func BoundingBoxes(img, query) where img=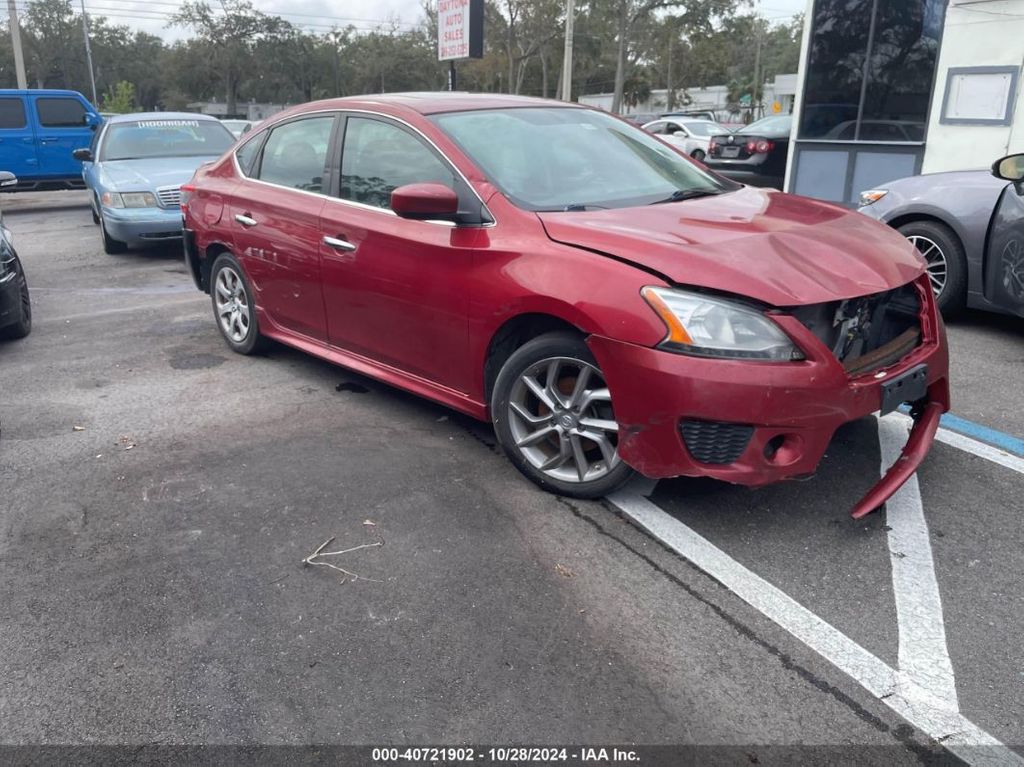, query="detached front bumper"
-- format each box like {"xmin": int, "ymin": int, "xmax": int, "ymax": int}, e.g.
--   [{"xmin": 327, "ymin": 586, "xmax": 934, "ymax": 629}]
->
[
  {"xmin": 588, "ymin": 279, "xmax": 950, "ymax": 516},
  {"xmin": 102, "ymin": 206, "xmax": 183, "ymax": 245}
]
